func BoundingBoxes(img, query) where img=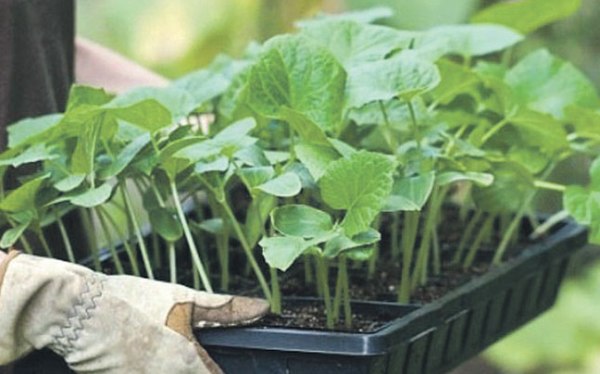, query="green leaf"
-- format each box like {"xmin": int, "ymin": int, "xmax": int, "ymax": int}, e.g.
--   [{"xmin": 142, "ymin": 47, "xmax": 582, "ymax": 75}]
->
[
  {"xmin": 176, "ymin": 118, "xmax": 257, "ymax": 162},
  {"xmin": 0, "ymin": 144, "xmax": 57, "ymax": 167},
  {"xmin": 256, "ymin": 172, "xmax": 302, "ymax": 197},
  {"xmin": 54, "ymin": 174, "xmax": 86, "ymax": 192},
  {"xmin": 246, "ymin": 35, "xmax": 346, "ymax": 133},
  {"xmin": 564, "ymin": 186, "xmax": 599, "ymax": 225},
  {"xmin": 197, "ymin": 218, "xmax": 224, "ymax": 235},
  {"xmin": 109, "ymin": 99, "xmax": 173, "ymax": 133},
  {"xmin": 320, "ymin": 151, "xmax": 394, "ymax": 236},
  {"xmin": 238, "ymin": 167, "xmax": 275, "ymax": 189},
  {"xmin": 271, "ymin": 205, "xmax": 333, "ymax": 238},
  {"xmin": 509, "ymin": 109, "xmax": 569, "ymax": 152},
  {"xmin": 296, "ymin": 6, "xmax": 394, "ymax": 27},
  {"xmin": 323, "ymin": 228, "xmax": 380, "ymax": 258},
  {"xmin": 0, "ymin": 174, "xmax": 50, "ymax": 213},
  {"xmin": 0, "ymin": 221, "xmax": 30, "ymax": 249},
  {"xmin": 110, "ymin": 86, "xmax": 195, "ymax": 123},
  {"xmin": 415, "ymin": 24, "xmax": 523, "ymax": 58},
  {"xmin": 259, "ymin": 236, "xmax": 311, "ymax": 272},
  {"xmin": 260, "ymin": 230, "xmax": 337, "ymax": 271},
  {"xmin": 148, "ymin": 207, "xmax": 183, "ymax": 242},
  {"xmin": 505, "ymin": 49, "xmax": 599, "ymax": 119},
  {"xmin": 295, "ymin": 142, "xmax": 341, "ymax": 181},
  {"xmin": 345, "ymin": 246, "xmax": 375, "ymax": 262},
  {"xmin": 66, "ymin": 85, "xmax": 114, "ymax": 110},
  {"xmin": 437, "ymin": 171, "xmax": 494, "ymax": 187},
  {"xmin": 279, "ymin": 107, "xmax": 330, "ymax": 145},
  {"xmin": 345, "ymin": 50, "xmax": 440, "ymax": 109},
  {"xmin": 70, "ymin": 183, "xmax": 115, "ymax": 208},
  {"xmin": 99, "ymin": 133, "xmax": 151, "ymax": 180},
  {"xmin": 195, "ymin": 156, "xmax": 229, "ymax": 174},
  {"xmin": 173, "ymin": 68, "xmax": 231, "ymax": 108},
  {"xmin": 430, "ymin": 59, "xmax": 480, "ymax": 105},
  {"xmin": 383, "ymin": 171, "xmax": 436, "ymax": 212},
  {"xmin": 472, "ymin": 0, "xmax": 582, "ymax": 34},
  {"xmin": 7, "ymin": 114, "xmax": 62, "ymax": 149},
  {"xmin": 472, "ymin": 163, "xmax": 534, "ymax": 213},
  {"xmin": 299, "ymin": 20, "xmax": 415, "ymax": 68},
  {"xmin": 565, "ymin": 106, "xmax": 600, "ymax": 134}
]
